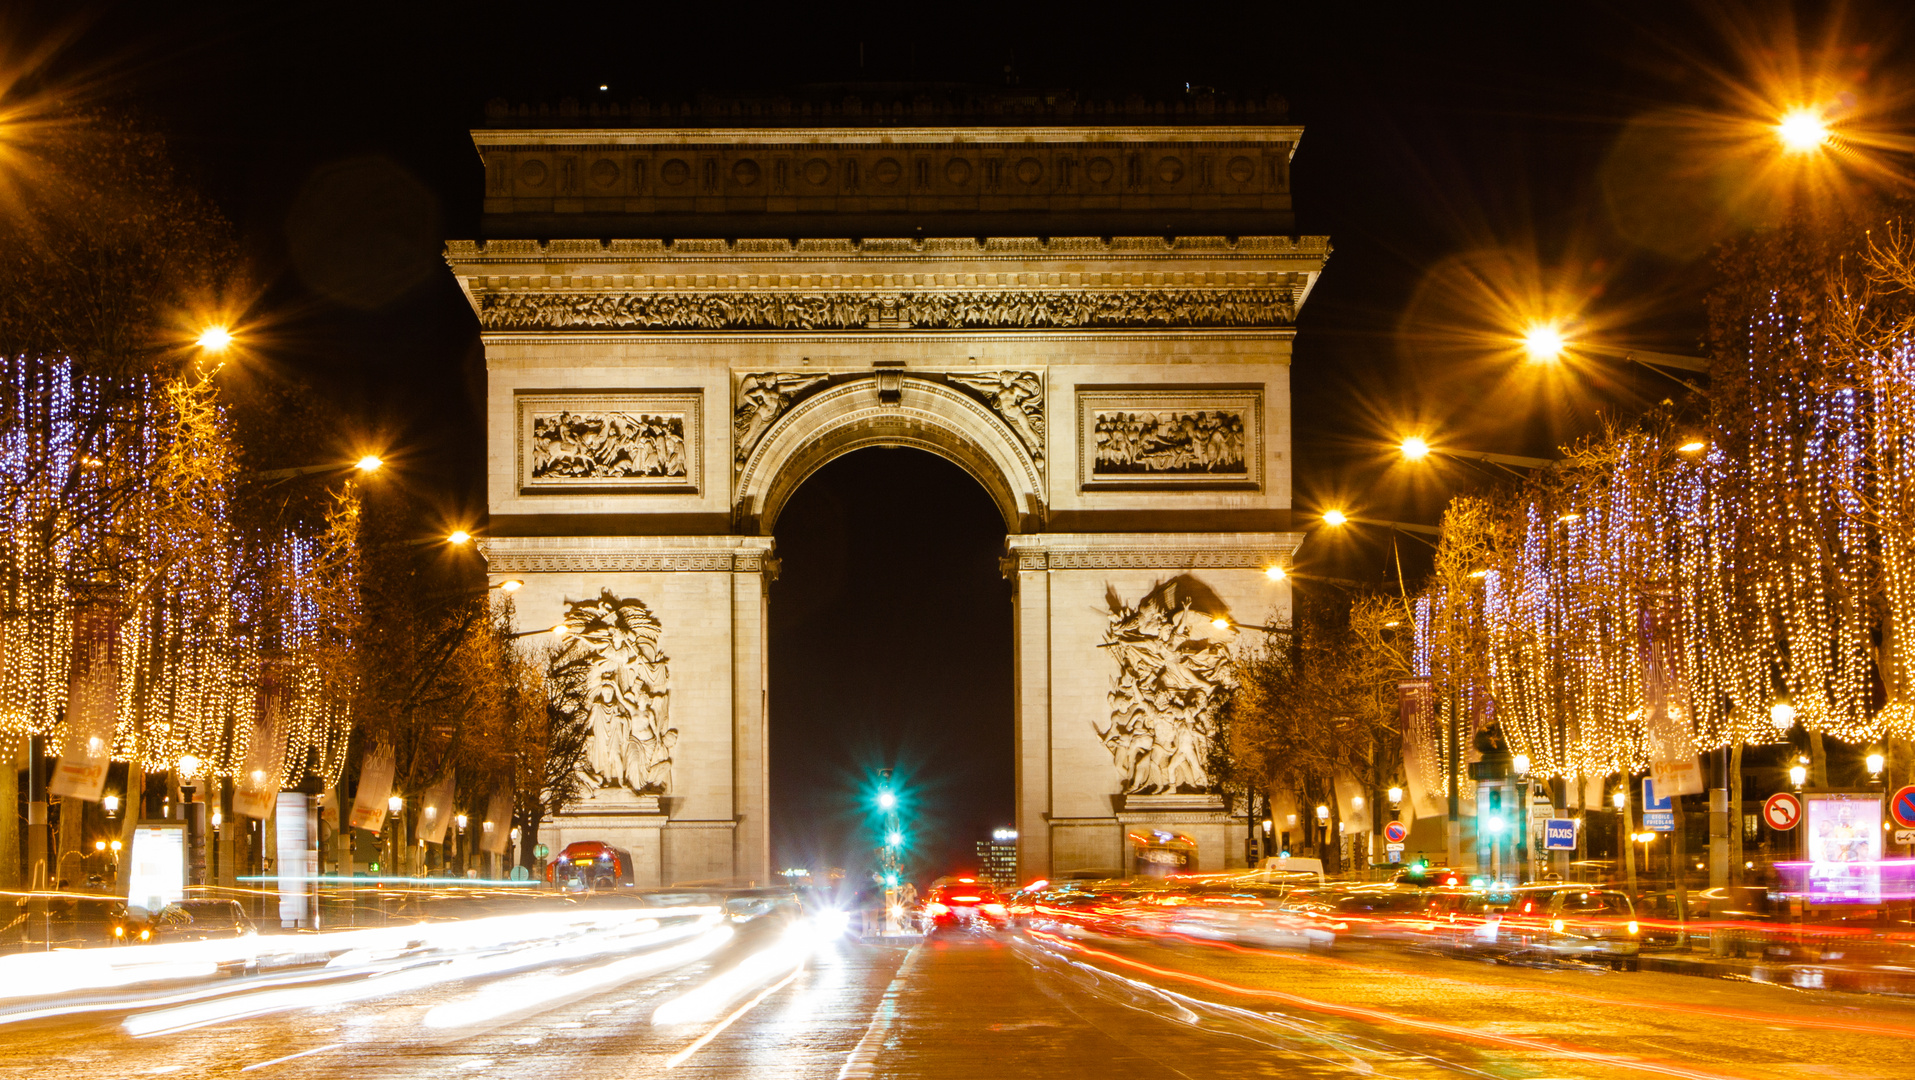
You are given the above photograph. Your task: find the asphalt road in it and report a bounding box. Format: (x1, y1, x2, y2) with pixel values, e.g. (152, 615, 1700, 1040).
(2, 920, 1910, 1079)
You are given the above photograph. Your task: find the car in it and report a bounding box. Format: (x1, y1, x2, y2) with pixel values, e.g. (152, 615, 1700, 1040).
(124, 899, 256, 943)
(921, 880, 1008, 931)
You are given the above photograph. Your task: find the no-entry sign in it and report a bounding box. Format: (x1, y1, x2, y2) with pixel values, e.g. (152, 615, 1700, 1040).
(1891, 785, 1915, 830)
(1383, 820, 1408, 845)
(1763, 791, 1802, 831)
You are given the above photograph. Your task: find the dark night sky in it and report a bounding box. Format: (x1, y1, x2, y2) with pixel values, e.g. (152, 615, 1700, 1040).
(16, 0, 1903, 877)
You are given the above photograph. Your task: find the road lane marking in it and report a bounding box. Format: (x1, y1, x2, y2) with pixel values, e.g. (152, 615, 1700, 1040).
(239, 1043, 344, 1072)
(663, 964, 804, 1069)
(837, 945, 922, 1080)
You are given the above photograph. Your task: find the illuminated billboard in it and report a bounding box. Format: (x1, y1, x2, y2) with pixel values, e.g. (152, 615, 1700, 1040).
(1803, 791, 1882, 906)
(126, 824, 186, 914)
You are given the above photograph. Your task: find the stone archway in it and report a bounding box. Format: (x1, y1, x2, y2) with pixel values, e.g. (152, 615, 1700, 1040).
(734, 375, 1045, 536)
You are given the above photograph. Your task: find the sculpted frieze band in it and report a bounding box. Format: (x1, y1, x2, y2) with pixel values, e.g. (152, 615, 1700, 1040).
(476, 289, 1297, 331)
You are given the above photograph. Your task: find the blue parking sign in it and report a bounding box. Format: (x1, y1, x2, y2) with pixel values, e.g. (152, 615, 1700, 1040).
(1642, 778, 1672, 811)
(1544, 818, 1577, 850)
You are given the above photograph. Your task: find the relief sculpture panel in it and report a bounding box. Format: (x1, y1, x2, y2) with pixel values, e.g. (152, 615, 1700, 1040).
(1097, 577, 1238, 794)
(1077, 388, 1262, 490)
(550, 590, 676, 796)
(517, 391, 701, 493)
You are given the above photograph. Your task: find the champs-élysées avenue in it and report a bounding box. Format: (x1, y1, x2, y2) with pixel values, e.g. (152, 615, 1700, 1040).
(1, 2, 1914, 1077)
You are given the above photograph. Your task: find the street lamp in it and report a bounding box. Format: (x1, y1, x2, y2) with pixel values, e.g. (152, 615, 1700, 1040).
(1321, 509, 1349, 527)
(1776, 108, 1831, 153)
(447, 530, 473, 546)
(196, 326, 233, 352)
(1522, 324, 1567, 363)
(1867, 752, 1885, 782)
(1789, 763, 1808, 789)
(1612, 789, 1628, 809)
(1263, 564, 1287, 581)
(1770, 700, 1797, 732)
(1399, 435, 1431, 461)
(1387, 786, 1403, 811)
(102, 794, 120, 817)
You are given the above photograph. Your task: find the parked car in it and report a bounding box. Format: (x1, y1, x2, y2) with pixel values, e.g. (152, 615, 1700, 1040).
(123, 899, 256, 943)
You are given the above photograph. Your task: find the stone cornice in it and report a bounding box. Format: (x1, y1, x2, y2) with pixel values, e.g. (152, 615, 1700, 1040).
(1002, 531, 1301, 572)
(480, 534, 775, 574)
(472, 125, 1304, 149)
(447, 235, 1330, 265)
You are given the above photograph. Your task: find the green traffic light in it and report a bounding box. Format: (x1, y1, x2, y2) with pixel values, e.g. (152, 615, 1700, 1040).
(876, 789, 897, 811)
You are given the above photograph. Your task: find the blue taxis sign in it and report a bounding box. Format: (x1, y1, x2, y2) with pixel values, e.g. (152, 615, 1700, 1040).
(1543, 819, 1578, 850)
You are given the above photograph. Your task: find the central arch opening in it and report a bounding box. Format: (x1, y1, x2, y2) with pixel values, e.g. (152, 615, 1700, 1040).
(768, 446, 1012, 885)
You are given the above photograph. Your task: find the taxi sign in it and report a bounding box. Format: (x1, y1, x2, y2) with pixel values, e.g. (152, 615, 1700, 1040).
(1543, 818, 1577, 850)
(1763, 791, 1802, 831)
(1891, 785, 1915, 830)
(1383, 820, 1409, 845)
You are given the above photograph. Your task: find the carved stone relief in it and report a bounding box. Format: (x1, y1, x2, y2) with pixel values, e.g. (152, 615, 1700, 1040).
(948, 371, 1044, 463)
(550, 590, 676, 796)
(1077, 389, 1263, 490)
(517, 392, 701, 493)
(734, 373, 828, 468)
(477, 289, 1297, 332)
(1097, 577, 1238, 795)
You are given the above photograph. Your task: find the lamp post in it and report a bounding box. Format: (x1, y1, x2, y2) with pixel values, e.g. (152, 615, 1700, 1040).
(178, 755, 206, 887)
(387, 794, 404, 877)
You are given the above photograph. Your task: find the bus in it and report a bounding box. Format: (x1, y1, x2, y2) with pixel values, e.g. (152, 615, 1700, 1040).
(544, 841, 637, 890)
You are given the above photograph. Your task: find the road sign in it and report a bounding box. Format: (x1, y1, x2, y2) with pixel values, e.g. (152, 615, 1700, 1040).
(1383, 821, 1408, 845)
(1388, 850, 1401, 864)
(1763, 792, 1802, 831)
(1642, 778, 1673, 812)
(1543, 818, 1577, 850)
(1891, 785, 1915, 830)
(1643, 810, 1674, 832)
(1385, 842, 1405, 853)
(1896, 829, 1915, 846)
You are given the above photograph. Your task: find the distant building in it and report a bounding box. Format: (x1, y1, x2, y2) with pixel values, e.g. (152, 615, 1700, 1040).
(976, 828, 1019, 891)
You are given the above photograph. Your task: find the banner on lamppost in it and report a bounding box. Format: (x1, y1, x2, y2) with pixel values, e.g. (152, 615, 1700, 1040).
(49, 610, 119, 801)
(348, 744, 396, 833)
(1398, 678, 1447, 819)
(1639, 590, 1703, 796)
(480, 789, 513, 854)
(233, 665, 286, 820)
(418, 771, 456, 846)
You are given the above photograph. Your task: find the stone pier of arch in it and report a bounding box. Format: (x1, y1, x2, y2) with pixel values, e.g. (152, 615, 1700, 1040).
(450, 113, 1327, 887)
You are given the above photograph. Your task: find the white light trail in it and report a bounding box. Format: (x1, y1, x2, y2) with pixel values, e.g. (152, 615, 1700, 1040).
(421, 925, 734, 1032)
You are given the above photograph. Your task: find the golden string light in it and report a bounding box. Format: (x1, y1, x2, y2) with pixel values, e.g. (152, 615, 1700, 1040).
(0, 358, 358, 787)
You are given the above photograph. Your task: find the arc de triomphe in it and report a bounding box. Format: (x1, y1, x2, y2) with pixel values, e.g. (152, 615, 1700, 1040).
(448, 92, 1325, 886)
